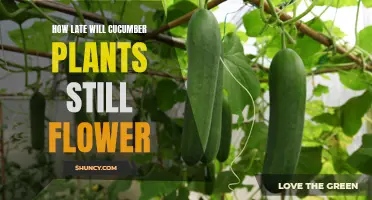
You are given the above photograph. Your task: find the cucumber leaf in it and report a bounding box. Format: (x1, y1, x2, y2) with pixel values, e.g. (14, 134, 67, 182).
(347, 134, 372, 175)
(222, 32, 261, 114)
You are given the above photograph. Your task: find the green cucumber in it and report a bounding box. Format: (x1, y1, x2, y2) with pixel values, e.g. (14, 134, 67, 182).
(181, 97, 204, 165)
(181, 8, 222, 165)
(201, 48, 223, 164)
(30, 91, 46, 151)
(262, 48, 306, 193)
(186, 8, 222, 152)
(217, 97, 232, 163)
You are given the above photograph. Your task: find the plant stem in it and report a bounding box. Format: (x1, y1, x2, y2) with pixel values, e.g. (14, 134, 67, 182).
(318, 62, 356, 67)
(0, 2, 30, 18)
(284, 0, 317, 25)
(71, 1, 86, 26)
(259, 0, 270, 23)
(281, 26, 286, 49)
(19, 24, 28, 87)
(343, 0, 361, 56)
(25, 0, 91, 39)
(317, 0, 333, 18)
(267, 0, 280, 21)
(199, 0, 205, 9)
(26, 0, 60, 25)
(97, 0, 111, 39)
(119, 0, 127, 21)
(330, 0, 340, 55)
(293, 0, 297, 18)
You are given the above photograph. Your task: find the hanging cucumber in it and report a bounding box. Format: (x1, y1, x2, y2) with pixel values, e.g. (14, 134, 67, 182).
(94, 73, 109, 122)
(186, 8, 222, 152)
(262, 48, 306, 193)
(30, 91, 46, 151)
(201, 48, 224, 164)
(181, 97, 204, 165)
(204, 162, 215, 195)
(217, 97, 232, 163)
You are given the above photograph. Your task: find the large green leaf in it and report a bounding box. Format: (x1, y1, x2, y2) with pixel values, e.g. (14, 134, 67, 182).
(339, 70, 372, 91)
(327, 132, 357, 174)
(312, 112, 341, 127)
(242, 9, 276, 37)
(303, 121, 332, 147)
(166, 1, 197, 37)
(347, 134, 372, 175)
(235, 122, 268, 175)
(313, 84, 329, 97)
(265, 17, 323, 63)
(8, 21, 64, 52)
(156, 79, 179, 111)
(362, 0, 372, 7)
(340, 90, 372, 136)
(241, 122, 268, 151)
(358, 26, 372, 53)
(312, 90, 372, 136)
(0, 0, 59, 23)
(314, 0, 357, 7)
(295, 146, 323, 174)
(306, 100, 326, 117)
(323, 21, 347, 38)
(293, 18, 323, 67)
(222, 32, 261, 114)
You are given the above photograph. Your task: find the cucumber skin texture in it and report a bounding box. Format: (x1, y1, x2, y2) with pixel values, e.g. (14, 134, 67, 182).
(262, 48, 306, 193)
(187, 8, 222, 152)
(204, 162, 215, 195)
(201, 48, 224, 164)
(94, 73, 109, 122)
(30, 91, 46, 151)
(217, 97, 232, 163)
(181, 97, 204, 166)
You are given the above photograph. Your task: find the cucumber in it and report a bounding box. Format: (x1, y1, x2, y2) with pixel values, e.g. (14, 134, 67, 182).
(181, 97, 204, 165)
(201, 48, 223, 164)
(217, 97, 232, 163)
(262, 48, 306, 193)
(94, 73, 109, 123)
(181, 8, 222, 165)
(204, 162, 215, 195)
(186, 8, 222, 152)
(30, 91, 46, 151)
